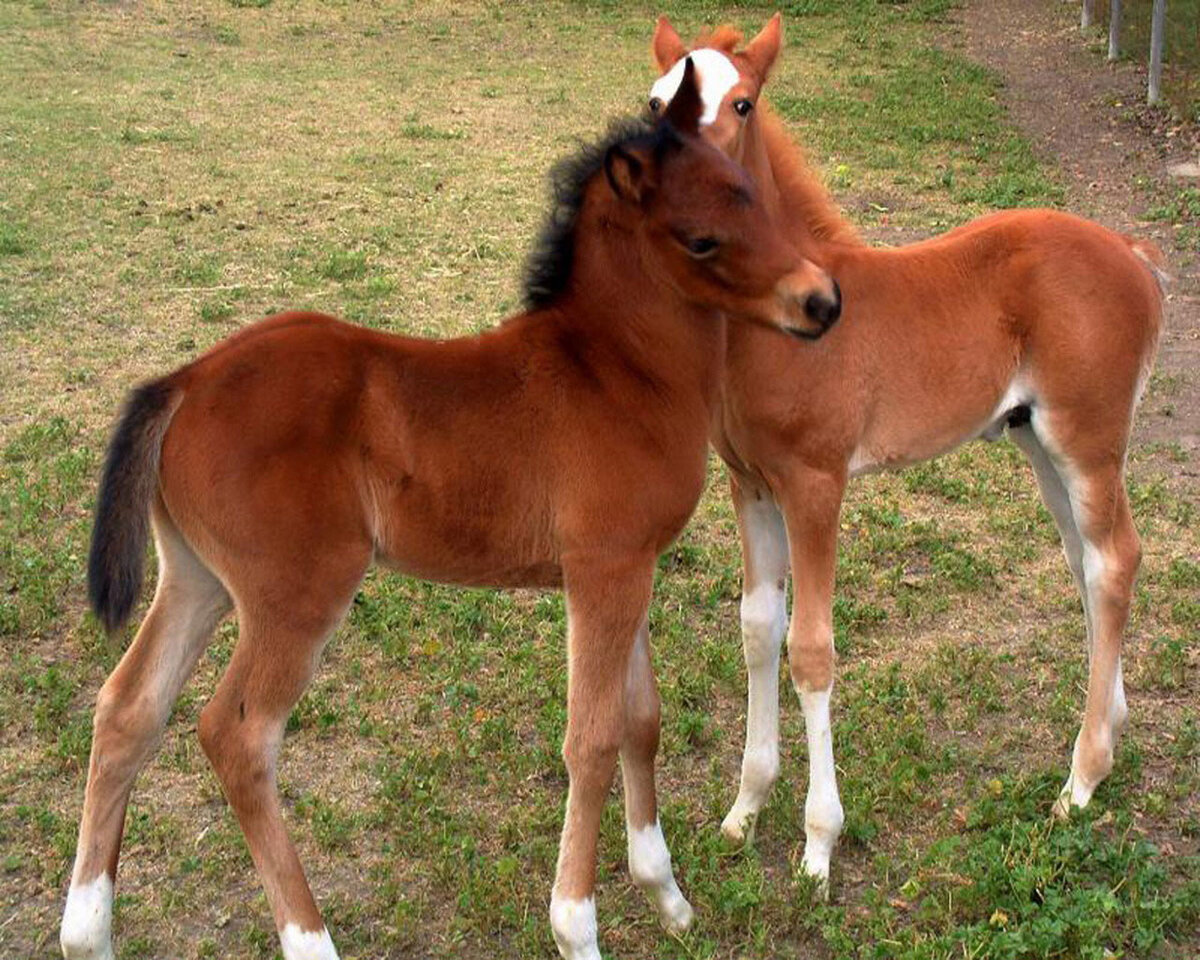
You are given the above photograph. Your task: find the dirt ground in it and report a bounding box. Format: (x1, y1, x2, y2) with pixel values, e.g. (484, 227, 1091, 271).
(955, 0, 1199, 459)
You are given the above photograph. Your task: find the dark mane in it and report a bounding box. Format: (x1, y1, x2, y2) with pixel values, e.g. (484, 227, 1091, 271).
(522, 116, 680, 311)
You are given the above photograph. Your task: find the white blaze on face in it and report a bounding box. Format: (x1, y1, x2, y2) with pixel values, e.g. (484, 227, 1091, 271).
(650, 49, 740, 126)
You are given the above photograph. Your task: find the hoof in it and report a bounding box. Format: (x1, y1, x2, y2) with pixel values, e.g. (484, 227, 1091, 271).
(799, 853, 831, 902)
(720, 809, 757, 848)
(660, 891, 694, 936)
(1054, 771, 1096, 820)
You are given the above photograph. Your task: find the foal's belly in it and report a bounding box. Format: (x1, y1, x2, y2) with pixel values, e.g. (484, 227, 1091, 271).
(848, 379, 1024, 477)
(370, 480, 564, 589)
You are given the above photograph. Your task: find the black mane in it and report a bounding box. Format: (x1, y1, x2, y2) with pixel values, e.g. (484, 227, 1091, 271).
(521, 116, 681, 311)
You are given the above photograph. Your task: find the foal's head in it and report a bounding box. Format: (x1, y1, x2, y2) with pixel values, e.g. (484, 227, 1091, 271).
(527, 57, 838, 339)
(649, 15, 782, 162)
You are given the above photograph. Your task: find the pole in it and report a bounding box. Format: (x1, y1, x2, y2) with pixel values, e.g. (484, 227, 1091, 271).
(1148, 0, 1167, 104)
(1108, 0, 1122, 61)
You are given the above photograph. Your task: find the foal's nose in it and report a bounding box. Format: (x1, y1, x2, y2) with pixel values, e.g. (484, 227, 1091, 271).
(804, 280, 841, 332)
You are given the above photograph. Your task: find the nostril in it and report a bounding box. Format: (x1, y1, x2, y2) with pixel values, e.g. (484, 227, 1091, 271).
(804, 284, 841, 328)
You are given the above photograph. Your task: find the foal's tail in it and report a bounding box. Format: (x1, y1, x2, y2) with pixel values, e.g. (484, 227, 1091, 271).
(1124, 234, 1171, 293)
(88, 378, 182, 634)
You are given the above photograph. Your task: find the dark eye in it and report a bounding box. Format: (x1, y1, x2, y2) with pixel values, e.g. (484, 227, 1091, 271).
(686, 237, 720, 259)
(733, 98, 754, 117)
(648, 97, 663, 114)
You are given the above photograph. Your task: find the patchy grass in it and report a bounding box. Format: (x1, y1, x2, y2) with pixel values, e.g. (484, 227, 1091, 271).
(1, 2, 1196, 959)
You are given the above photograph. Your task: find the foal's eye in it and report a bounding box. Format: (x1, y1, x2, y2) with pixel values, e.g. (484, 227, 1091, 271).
(648, 97, 663, 114)
(733, 98, 754, 117)
(686, 237, 720, 259)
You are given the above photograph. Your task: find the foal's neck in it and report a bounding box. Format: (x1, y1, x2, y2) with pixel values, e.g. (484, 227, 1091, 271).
(747, 104, 861, 251)
(564, 190, 727, 373)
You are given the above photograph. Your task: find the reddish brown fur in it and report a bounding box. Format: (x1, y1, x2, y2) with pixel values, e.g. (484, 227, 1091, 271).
(63, 73, 843, 960)
(653, 14, 1164, 878)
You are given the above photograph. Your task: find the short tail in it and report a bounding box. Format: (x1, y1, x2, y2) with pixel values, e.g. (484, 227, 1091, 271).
(88, 378, 181, 634)
(1124, 234, 1170, 292)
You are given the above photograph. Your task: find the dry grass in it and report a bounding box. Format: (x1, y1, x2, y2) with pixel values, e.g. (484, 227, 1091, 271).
(1, 2, 1197, 959)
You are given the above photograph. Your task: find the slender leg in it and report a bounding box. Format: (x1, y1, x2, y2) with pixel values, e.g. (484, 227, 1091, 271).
(779, 468, 845, 893)
(1056, 468, 1140, 816)
(62, 514, 230, 960)
(721, 477, 789, 844)
(550, 557, 655, 960)
(620, 617, 692, 933)
(1011, 425, 1126, 734)
(197, 564, 365, 960)
(1025, 412, 1139, 815)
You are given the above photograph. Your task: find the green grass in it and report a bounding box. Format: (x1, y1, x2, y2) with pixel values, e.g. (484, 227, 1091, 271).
(0, 2, 1196, 959)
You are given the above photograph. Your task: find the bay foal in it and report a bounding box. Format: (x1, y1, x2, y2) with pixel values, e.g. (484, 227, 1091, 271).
(60, 64, 842, 960)
(650, 17, 1165, 889)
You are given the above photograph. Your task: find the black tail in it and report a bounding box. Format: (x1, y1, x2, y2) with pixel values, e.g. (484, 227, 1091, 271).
(88, 378, 180, 634)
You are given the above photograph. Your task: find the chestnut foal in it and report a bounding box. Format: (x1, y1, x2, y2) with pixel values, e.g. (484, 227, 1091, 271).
(650, 17, 1165, 890)
(60, 63, 841, 960)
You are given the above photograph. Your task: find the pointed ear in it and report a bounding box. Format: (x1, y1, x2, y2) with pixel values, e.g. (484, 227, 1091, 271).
(604, 143, 654, 205)
(652, 15, 687, 73)
(743, 12, 783, 80)
(662, 57, 701, 136)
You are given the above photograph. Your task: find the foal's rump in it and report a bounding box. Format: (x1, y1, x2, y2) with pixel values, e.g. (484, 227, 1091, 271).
(834, 208, 1165, 475)
(1003, 210, 1164, 440)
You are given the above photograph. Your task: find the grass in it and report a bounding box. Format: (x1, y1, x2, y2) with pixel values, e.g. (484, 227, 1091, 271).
(1, 2, 1197, 959)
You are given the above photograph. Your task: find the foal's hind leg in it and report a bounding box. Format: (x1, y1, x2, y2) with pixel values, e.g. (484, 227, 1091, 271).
(550, 556, 655, 960)
(62, 511, 230, 960)
(721, 476, 789, 845)
(197, 562, 366, 960)
(620, 616, 692, 934)
(1010, 426, 1126, 733)
(1021, 416, 1140, 815)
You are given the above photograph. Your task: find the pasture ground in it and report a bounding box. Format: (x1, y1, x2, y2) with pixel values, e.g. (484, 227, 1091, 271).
(1, 1, 1197, 958)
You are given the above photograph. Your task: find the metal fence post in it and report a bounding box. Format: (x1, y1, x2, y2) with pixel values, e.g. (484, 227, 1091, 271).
(1148, 0, 1167, 104)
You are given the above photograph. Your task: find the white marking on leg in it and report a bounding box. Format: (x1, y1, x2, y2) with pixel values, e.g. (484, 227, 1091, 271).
(549, 895, 601, 960)
(1055, 727, 1105, 817)
(1033, 415, 1121, 816)
(1111, 657, 1128, 733)
(627, 820, 693, 934)
(649, 49, 740, 126)
(799, 687, 843, 892)
(1012, 424, 1092, 642)
(723, 495, 788, 844)
(279, 924, 340, 960)
(60, 873, 115, 960)
(722, 582, 785, 842)
(1055, 535, 1114, 816)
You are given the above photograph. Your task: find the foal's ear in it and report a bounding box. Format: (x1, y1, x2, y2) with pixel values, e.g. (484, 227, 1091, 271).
(663, 56, 702, 136)
(604, 144, 654, 205)
(652, 15, 687, 72)
(743, 12, 783, 80)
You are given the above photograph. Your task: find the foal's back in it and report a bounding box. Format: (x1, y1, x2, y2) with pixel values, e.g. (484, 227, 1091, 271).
(746, 208, 1165, 474)
(157, 308, 717, 590)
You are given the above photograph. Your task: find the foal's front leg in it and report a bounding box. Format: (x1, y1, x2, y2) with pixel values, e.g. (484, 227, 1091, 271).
(621, 617, 692, 933)
(721, 477, 790, 844)
(780, 469, 845, 892)
(550, 558, 657, 960)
